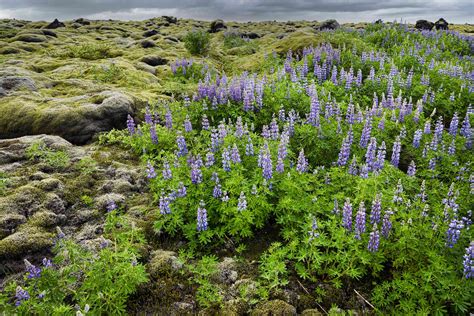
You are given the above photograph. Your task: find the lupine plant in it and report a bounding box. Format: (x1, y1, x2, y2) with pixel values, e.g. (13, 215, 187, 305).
(91, 21, 474, 314)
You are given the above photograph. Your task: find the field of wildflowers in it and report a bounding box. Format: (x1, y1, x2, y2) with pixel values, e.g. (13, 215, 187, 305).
(1, 21, 473, 314)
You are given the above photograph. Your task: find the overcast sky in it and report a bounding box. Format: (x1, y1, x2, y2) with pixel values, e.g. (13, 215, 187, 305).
(0, 0, 472, 23)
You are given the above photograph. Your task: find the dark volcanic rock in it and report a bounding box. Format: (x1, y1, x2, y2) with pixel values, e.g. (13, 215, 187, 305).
(162, 16, 177, 24)
(140, 39, 156, 48)
(318, 19, 340, 30)
(14, 34, 47, 43)
(73, 18, 91, 25)
(415, 20, 434, 31)
(210, 19, 227, 33)
(143, 29, 159, 37)
(435, 18, 449, 30)
(45, 18, 65, 29)
(243, 32, 261, 39)
(41, 29, 57, 37)
(0, 76, 36, 97)
(140, 55, 167, 66)
(375, 19, 383, 24)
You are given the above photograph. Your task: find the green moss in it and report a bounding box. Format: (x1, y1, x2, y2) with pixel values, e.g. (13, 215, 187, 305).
(0, 225, 54, 258)
(251, 300, 297, 316)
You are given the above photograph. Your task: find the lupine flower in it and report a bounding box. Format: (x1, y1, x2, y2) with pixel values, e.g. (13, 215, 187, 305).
(127, 114, 136, 135)
(176, 182, 187, 197)
(197, 200, 208, 231)
(390, 137, 401, 168)
(245, 136, 254, 156)
(222, 147, 231, 172)
(393, 179, 403, 204)
(162, 160, 172, 180)
(449, 113, 459, 137)
(106, 200, 117, 212)
(371, 193, 382, 225)
(446, 219, 464, 248)
(99, 236, 110, 249)
(360, 115, 373, 148)
(205, 151, 215, 167)
(261, 143, 273, 180)
(355, 202, 366, 239)
(146, 161, 156, 179)
(381, 209, 393, 238)
(15, 286, 30, 306)
(359, 164, 369, 178)
(231, 144, 241, 164)
(211, 129, 220, 152)
(276, 157, 285, 173)
(374, 141, 386, 171)
(367, 224, 380, 252)
(337, 136, 351, 166)
(24, 259, 41, 279)
(222, 191, 229, 202)
(417, 180, 427, 202)
(42, 258, 52, 268)
(190, 162, 202, 184)
(342, 198, 353, 231)
(308, 217, 320, 241)
(176, 134, 188, 157)
(448, 138, 456, 155)
(463, 242, 474, 279)
(296, 149, 308, 173)
(165, 109, 173, 129)
(201, 114, 209, 130)
(150, 124, 158, 144)
(413, 129, 422, 148)
(213, 183, 222, 198)
(365, 137, 377, 171)
(378, 116, 385, 130)
(56, 226, 65, 239)
(460, 113, 471, 138)
(429, 158, 436, 170)
(159, 193, 171, 215)
(348, 155, 358, 175)
(407, 160, 416, 176)
(332, 198, 339, 214)
(237, 191, 247, 211)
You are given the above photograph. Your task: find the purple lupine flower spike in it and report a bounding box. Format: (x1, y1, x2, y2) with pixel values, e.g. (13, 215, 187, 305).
(368, 224, 380, 252)
(342, 198, 353, 231)
(355, 202, 366, 239)
(197, 200, 208, 231)
(463, 242, 474, 279)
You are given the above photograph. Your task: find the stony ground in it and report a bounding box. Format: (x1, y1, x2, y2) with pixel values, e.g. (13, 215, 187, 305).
(1, 16, 473, 315)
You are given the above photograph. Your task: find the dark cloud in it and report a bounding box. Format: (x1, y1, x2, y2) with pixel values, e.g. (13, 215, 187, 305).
(0, 0, 472, 23)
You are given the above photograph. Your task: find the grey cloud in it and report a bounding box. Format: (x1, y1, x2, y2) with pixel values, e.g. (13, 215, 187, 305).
(0, 0, 472, 23)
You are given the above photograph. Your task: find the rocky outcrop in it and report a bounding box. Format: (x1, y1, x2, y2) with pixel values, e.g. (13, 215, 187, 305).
(140, 55, 168, 66)
(0, 76, 36, 97)
(435, 18, 449, 30)
(0, 91, 136, 145)
(318, 19, 340, 30)
(45, 19, 65, 29)
(210, 19, 227, 33)
(415, 20, 434, 31)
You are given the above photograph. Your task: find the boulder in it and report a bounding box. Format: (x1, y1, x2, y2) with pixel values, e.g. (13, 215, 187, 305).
(0, 226, 54, 258)
(73, 18, 91, 26)
(162, 16, 177, 24)
(45, 19, 65, 29)
(375, 19, 383, 24)
(415, 20, 434, 31)
(140, 55, 168, 66)
(0, 135, 74, 165)
(14, 34, 47, 43)
(318, 19, 340, 30)
(41, 29, 57, 37)
(0, 91, 136, 145)
(140, 39, 156, 48)
(210, 19, 227, 33)
(0, 76, 36, 96)
(435, 18, 449, 30)
(135, 62, 157, 75)
(243, 32, 261, 39)
(143, 29, 159, 37)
